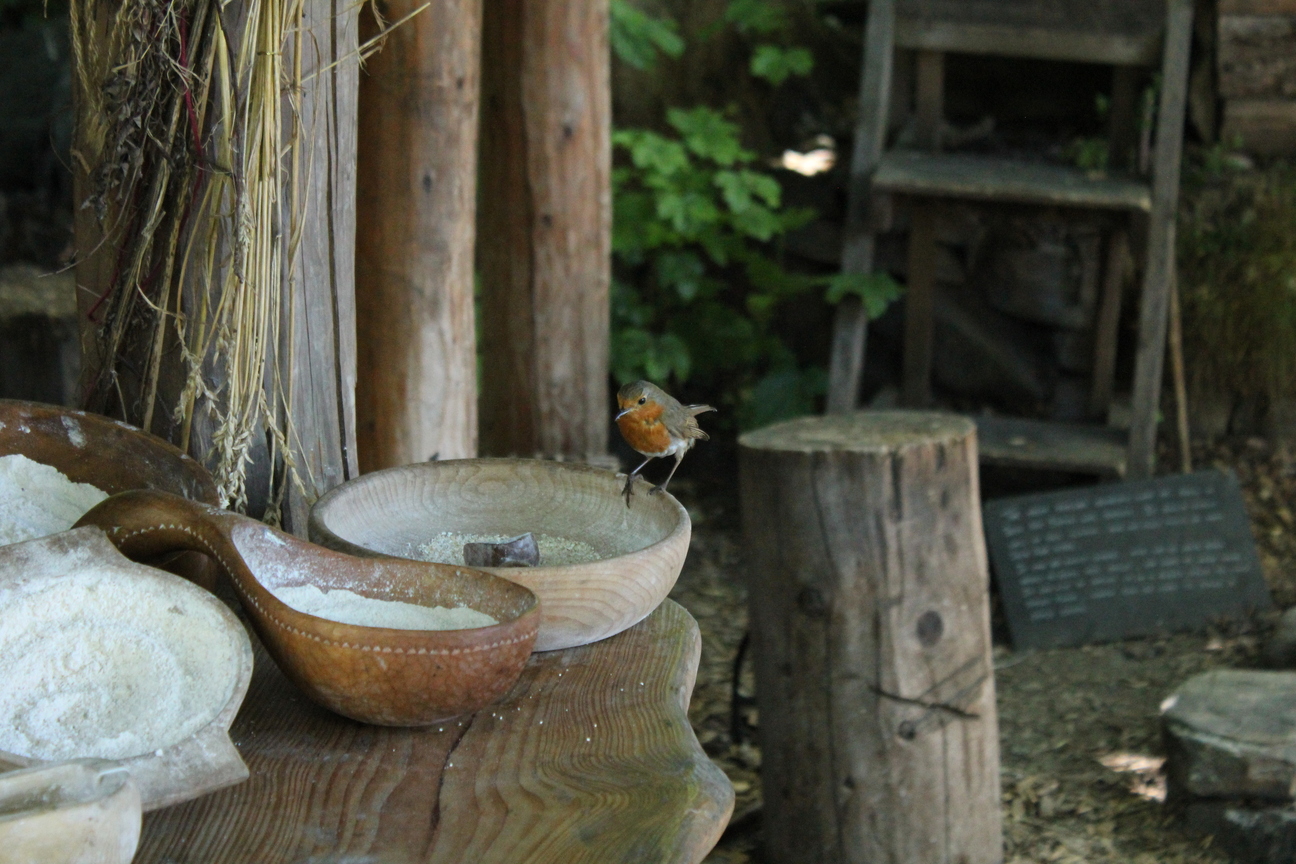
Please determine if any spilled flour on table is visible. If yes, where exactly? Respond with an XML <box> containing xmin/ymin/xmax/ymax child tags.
<box><xmin>0</xmin><ymin>569</ymin><xmax>240</xmax><ymax>761</ymax></box>
<box><xmin>0</xmin><ymin>454</ymin><xmax>107</xmax><ymax>545</ymax></box>
<box><xmin>272</xmin><ymin>584</ymin><xmax>498</xmax><ymax>630</ymax></box>
<box><xmin>415</xmin><ymin>532</ymin><xmax>602</xmax><ymax>567</ymax></box>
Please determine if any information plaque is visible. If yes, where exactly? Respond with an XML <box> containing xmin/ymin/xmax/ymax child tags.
<box><xmin>983</xmin><ymin>470</ymin><xmax>1272</xmax><ymax>650</ymax></box>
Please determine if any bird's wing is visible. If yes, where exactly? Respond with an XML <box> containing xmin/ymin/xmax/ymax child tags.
<box><xmin>686</xmin><ymin>404</ymin><xmax>717</xmax><ymax>416</ymax></box>
<box><xmin>682</xmin><ymin>414</ymin><xmax>710</xmax><ymax>441</ymax></box>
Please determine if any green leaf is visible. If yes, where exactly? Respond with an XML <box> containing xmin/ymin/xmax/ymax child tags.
<box><xmin>609</xmin><ymin>1</ymin><xmax>685</xmax><ymax>71</ymax></box>
<box><xmin>714</xmin><ymin>169</ymin><xmax>782</xmax><ymax>214</ymax></box>
<box><xmin>614</xmin><ymin>129</ymin><xmax>690</xmax><ymax>176</ymax></box>
<box><xmin>738</xmin><ymin>366</ymin><xmax>826</xmax><ymax>430</ymax></box>
<box><xmin>724</xmin><ymin>0</ymin><xmax>788</xmax><ymax>35</ymax></box>
<box><xmin>750</xmin><ymin>45</ymin><xmax>813</xmax><ymax>85</ymax></box>
<box><xmin>656</xmin><ymin>190</ymin><xmax>721</xmax><ymax>235</ymax></box>
<box><xmin>821</xmin><ymin>271</ymin><xmax>905</xmax><ymax>318</ymax></box>
<box><xmin>666</xmin><ymin>107</ymin><xmax>751</xmax><ymax>166</ymax></box>
<box><xmin>655</xmin><ymin>250</ymin><xmax>707</xmax><ymax>301</ymax></box>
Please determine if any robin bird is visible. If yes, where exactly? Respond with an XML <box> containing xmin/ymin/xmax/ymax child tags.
<box><xmin>615</xmin><ymin>380</ymin><xmax>715</xmax><ymax>506</ymax></box>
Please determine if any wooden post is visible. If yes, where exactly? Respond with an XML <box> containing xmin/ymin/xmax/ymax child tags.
<box><xmin>1127</xmin><ymin>0</ymin><xmax>1194</xmax><ymax>478</ymax></box>
<box><xmin>826</xmin><ymin>0</ymin><xmax>895</xmax><ymax>415</ymax></box>
<box><xmin>739</xmin><ymin>411</ymin><xmax>1002</xmax><ymax>864</ymax></box>
<box><xmin>901</xmin><ymin>203</ymin><xmax>937</xmax><ymax>407</ymax></box>
<box><xmin>477</xmin><ymin>0</ymin><xmax>611</xmax><ymax>462</ymax></box>
<box><xmin>355</xmin><ymin>0</ymin><xmax>481</xmax><ymax>471</ymax></box>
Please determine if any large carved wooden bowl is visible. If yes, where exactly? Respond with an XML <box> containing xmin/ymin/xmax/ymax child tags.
<box><xmin>308</xmin><ymin>458</ymin><xmax>692</xmax><ymax>652</ymax></box>
<box><xmin>0</xmin><ymin>400</ymin><xmax>216</xmax><ymax>502</ymax></box>
<box><xmin>76</xmin><ymin>491</ymin><xmax>540</xmax><ymax>727</ymax></box>
<box><xmin>0</xmin><ymin>759</ymin><xmax>142</xmax><ymax>864</ymax></box>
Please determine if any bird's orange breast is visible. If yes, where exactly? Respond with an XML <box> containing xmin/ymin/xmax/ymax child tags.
<box><xmin>617</xmin><ymin>403</ymin><xmax>673</xmax><ymax>455</ymax></box>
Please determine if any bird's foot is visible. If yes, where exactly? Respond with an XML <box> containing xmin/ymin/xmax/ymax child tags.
<box><xmin>648</xmin><ymin>483</ymin><xmax>666</xmax><ymax>496</ymax></box>
<box><xmin>621</xmin><ymin>474</ymin><xmax>636</xmax><ymax>508</ymax></box>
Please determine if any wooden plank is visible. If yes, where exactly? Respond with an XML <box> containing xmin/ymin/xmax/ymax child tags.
<box><xmin>134</xmin><ymin>600</ymin><xmax>732</xmax><ymax>863</ymax></box>
<box><xmin>1217</xmin><ymin>14</ymin><xmax>1296</xmax><ymax>99</ymax></box>
<box><xmin>1128</xmin><ymin>0</ymin><xmax>1195</xmax><ymax>479</ymax></box>
<box><xmin>281</xmin><ymin>0</ymin><xmax>361</xmax><ymax>532</ymax></box>
<box><xmin>1168</xmin><ymin>266</ymin><xmax>1192</xmax><ymax>473</ymax></box>
<box><xmin>826</xmin><ymin>0</ymin><xmax>895</xmax><ymax>414</ymax></box>
<box><xmin>901</xmin><ymin>203</ymin><xmax>937</xmax><ymax>407</ymax></box>
<box><xmin>1219</xmin><ymin>0</ymin><xmax>1296</xmax><ymax>14</ymax></box>
<box><xmin>355</xmin><ymin>0</ymin><xmax>481</xmax><ymax>470</ymax></box>
<box><xmin>477</xmin><ymin>0</ymin><xmax>611</xmax><ymax>462</ymax></box>
<box><xmin>914</xmin><ymin>49</ymin><xmax>944</xmax><ymax>151</ymax></box>
<box><xmin>1222</xmin><ymin>97</ymin><xmax>1296</xmax><ymax>152</ymax></box>
<box><xmin>1087</xmin><ymin>229</ymin><xmax>1128</xmax><ymax>419</ymax></box>
<box><xmin>974</xmin><ymin>415</ymin><xmax>1127</xmax><ymax>476</ymax></box>
<box><xmin>874</xmin><ymin>151</ymin><xmax>1153</xmax><ymax>211</ymax></box>
<box><xmin>739</xmin><ymin>412</ymin><xmax>1002</xmax><ymax>864</ymax></box>
<box><xmin>895</xmin><ymin>20</ymin><xmax>1161</xmax><ymax>66</ymax></box>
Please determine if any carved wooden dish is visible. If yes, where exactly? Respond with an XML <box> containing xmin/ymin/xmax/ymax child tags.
<box><xmin>0</xmin><ymin>528</ymin><xmax>253</xmax><ymax>811</ymax></box>
<box><xmin>308</xmin><ymin>458</ymin><xmax>692</xmax><ymax>651</ymax></box>
<box><xmin>76</xmin><ymin>491</ymin><xmax>541</xmax><ymax>727</ymax></box>
<box><xmin>0</xmin><ymin>759</ymin><xmax>142</xmax><ymax>864</ymax></box>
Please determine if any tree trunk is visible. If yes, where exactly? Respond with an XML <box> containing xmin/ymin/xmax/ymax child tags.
<box><xmin>739</xmin><ymin>411</ymin><xmax>1003</xmax><ymax>864</ymax></box>
<box><xmin>355</xmin><ymin>0</ymin><xmax>481</xmax><ymax>471</ymax></box>
<box><xmin>477</xmin><ymin>0</ymin><xmax>611</xmax><ymax>462</ymax></box>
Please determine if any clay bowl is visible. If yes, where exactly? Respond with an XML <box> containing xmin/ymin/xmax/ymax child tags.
<box><xmin>75</xmin><ymin>490</ymin><xmax>540</xmax><ymax>727</ymax></box>
<box><xmin>0</xmin><ymin>759</ymin><xmax>141</xmax><ymax>864</ymax></box>
<box><xmin>0</xmin><ymin>527</ymin><xmax>253</xmax><ymax>811</ymax></box>
<box><xmin>0</xmin><ymin>399</ymin><xmax>220</xmax><ymax>585</ymax></box>
<box><xmin>309</xmin><ymin>458</ymin><xmax>692</xmax><ymax>652</ymax></box>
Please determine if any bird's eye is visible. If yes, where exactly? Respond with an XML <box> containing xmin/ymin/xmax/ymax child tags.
<box><xmin>638</xmin><ymin>397</ymin><xmax>646</xmax><ymax>405</ymax></box>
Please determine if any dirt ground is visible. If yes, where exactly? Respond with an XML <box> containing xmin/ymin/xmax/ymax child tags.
<box><xmin>667</xmin><ymin>438</ymin><xmax>1296</xmax><ymax>864</ymax></box>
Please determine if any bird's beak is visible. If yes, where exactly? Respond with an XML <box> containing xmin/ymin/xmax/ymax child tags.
<box><xmin>615</xmin><ymin>406</ymin><xmax>633</xmax><ymax>420</ymax></box>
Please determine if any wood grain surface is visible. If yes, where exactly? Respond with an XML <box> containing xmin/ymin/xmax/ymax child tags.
<box><xmin>477</xmin><ymin>0</ymin><xmax>611</xmax><ymax>462</ymax></box>
<box><xmin>133</xmin><ymin>600</ymin><xmax>732</xmax><ymax>864</ymax></box>
<box><xmin>739</xmin><ymin>412</ymin><xmax>1002</xmax><ymax>864</ymax></box>
<box><xmin>355</xmin><ymin>0</ymin><xmax>481</xmax><ymax>470</ymax></box>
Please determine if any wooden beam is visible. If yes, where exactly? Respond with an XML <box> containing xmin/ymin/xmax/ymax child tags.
<box><xmin>913</xmin><ymin>49</ymin><xmax>944</xmax><ymax>152</ymax></box>
<box><xmin>1128</xmin><ymin>0</ymin><xmax>1195</xmax><ymax>478</ymax></box>
<box><xmin>355</xmin><ymin>0</ymin><xmax>482</xmax><ymax>471</ymax></box>
<box><xmin>478</xmin><ymin>0</ymin><xmax>611</xmax><ymax>461</ymax></box>
<box><xmin>826</xmin><ymin>0</ymin><xmax>895</xmax><ymax>414</ymax></box>
<box><xmin>1109</xmin><ymin>66</ymin><xmax>1142</xmax><ymax>171</ymax></box>
<box><xmin>1088</xmin><ymin>229</ymin><xmax>1128</xmax><ymax>419</ymax></box>
<box><xmin>901</xmin><ymin>202</ymin><xmax>937</xmax><ymax>408</ymax></box>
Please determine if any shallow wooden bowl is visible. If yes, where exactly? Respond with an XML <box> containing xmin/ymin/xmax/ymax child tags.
<box><xmin>0</xmin><ymin>759</ymin><xmax>142</xmax><ymax>864</ymax></box>
<box><xmin>0</xmin><ymin>400</ymin><xmax>220</xmax><ymax>586</ymax></box>
<box><xmin>309</xmin><ymin>458</ymin><xmax>692</xmax><ymax>651</ymax></box>
<box><xmin>0</xmin><ymin>528</ymin><xmax>252</xmax><ymax>811</ymax></box>
<box><xmin>76</xmin><ymin>491</ymin><xmax>541</xmax><ymax>727</ymax></box>
<box><xmin>0</xmin><ymin>400</ymin><xmax>216</xmax><ymax>502</ymax></box>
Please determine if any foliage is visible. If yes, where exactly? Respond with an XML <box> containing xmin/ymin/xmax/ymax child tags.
<box><xmin>607</xmin><ymin>0</ymin><xmax>903</xmax><ymax>429</ymax></box>
<box><xmin>1179</xmin><ymin>150</ymin><xmax>1296</xmax><ymax>406</ymax></box>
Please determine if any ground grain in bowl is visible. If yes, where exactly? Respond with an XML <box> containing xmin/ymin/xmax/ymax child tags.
<box><xmin>415</xmin><ymin>532</ymin><xmax>602</xmax><ymax>567</ymax></box>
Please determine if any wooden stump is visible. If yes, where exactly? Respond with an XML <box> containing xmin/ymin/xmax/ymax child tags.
<box><xmin>738</xmin><ymin>411</ymin><xmax>1002</xmax><ymax>864</ymax></box>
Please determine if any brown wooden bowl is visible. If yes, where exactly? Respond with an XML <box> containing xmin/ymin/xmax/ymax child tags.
<box><xmin>308</xmin><ymin>458</ymin><xmax>692</xmax><ymax>652</ymax></box>
<box><xmin>75</xmin><ymin>490</ymin><xmax>540</xmax><ymax>727</ymax></box>
<box><xmin>0</xmin><ymin>400</ymin><xmax>220</xmax><ymax>585</ymax></box>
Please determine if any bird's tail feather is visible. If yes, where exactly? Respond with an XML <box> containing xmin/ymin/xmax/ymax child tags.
<box><xmin>687</xmin><ymin>404</ymin><xmax>717</xmax><ymax>416</ymax></box>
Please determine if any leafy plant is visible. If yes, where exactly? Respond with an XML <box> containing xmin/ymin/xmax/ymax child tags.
<box><xmin>607</xmin><ymin>0</ymin><xmax>902</xmax><ymax>429</ymax></box>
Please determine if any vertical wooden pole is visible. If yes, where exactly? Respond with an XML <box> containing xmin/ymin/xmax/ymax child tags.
<box><xmin>478</xmin><ymin>0</ymin><xmax>611</xmax><ymax>462</ymax></box>
<box><xmin>902</xmin><ymin>203</ymin><xmax>937</xmax><ymax>407</ymax></box>
<box><xmin>279</xmin><ymin>0</ymin><xmax>361</xmax><ymax>533</ymax></box>
<box><xmin>740</xmin><ymin>411</ymin><xmax>1002</xmax><ymax>864</ymax></box>
<box><xmin>1128</xmin><ymin>0</ymin><xmax>1194</xmax><ymax>479</ymax></box>
<box><xmin>355</xmin><ymin>0</ymin><xmax>482</xmax><ymax>471</ymax></box>
<box><xmin>1088</xmin><ymin>228</ymin><xmax>1128</xmax><ymax>419</ymax></box>
<box><xmin>826</xmin><ymin>0</ymin><xmax>895</xmax><ymax>415</ymax></box>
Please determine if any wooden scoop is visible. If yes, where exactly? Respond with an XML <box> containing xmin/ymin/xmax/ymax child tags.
<box><xmin>75</xmin><ymin>490</ymin><xmax>540</xmax><ymax>727</ymax></box>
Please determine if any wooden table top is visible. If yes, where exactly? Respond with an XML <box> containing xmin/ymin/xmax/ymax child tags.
<box><xmin>135</xmin><ymin>599</ymin><xmax>733</xmax><ymax>863</ymax></box>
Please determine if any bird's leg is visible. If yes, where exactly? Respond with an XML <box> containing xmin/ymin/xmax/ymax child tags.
<box><xmin>622</xmin><ymin>455</ymin><xmax>655</xmax><ymax>506</ymax></box>
<box><xmin>649</xmin><ymin>452</ymin><xmax>685</xmax><ymax>495</ymax></box>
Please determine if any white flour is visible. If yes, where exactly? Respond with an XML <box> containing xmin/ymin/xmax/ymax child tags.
<box><xmin>415</xmin><ymin>532</ymin><xmax>602</xmax><ymax>567</ymax></box>
<box><xmin>0</xmin><ymin>454</ymin><xmax>108</xmax><ymax>545</ymax></box>
<box><xmin>0</xmin><ymin>569</ymin><xmax>240</xmax><ymax>761</ymax></box>
<box><xmin>272</xmin><ymin>584</ymin><xmax>498</xmax><ymax>630</ymax></box>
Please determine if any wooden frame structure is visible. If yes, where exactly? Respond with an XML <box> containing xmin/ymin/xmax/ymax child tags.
<box><xmin>828</xmin><ymin>0</ymin><xmax>1195</xmax><ymax>480</ymax></box>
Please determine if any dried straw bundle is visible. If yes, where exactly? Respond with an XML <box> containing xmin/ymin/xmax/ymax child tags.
<box><xmin>71</xmin><ymin>0</ymin><xmax>306</xmax><ymax>514</ymax></box>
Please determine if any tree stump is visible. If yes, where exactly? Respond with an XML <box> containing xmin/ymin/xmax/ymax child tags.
<box><xmin>738</xmin><ymin>411</ymin><xmax>1002</xmax><ymax>864</ymax></box>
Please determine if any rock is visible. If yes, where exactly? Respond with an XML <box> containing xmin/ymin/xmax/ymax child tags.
<box><xmin>463</xmin><ymin>533</ymin><xmax>539</xmax><ymax>568</ymax></box>
<box><xmin>1184</xmin><ymin>801</ymin><xmax>1296</xmax><ymax>864</ymax></box>
<box><xmin>1264</xmin><ymin>608</ymin><xmax>1296</xmax><ymax>668</ymax></box>
<box><xmin>1162</xmin><ymin>669</ymin><xmax>1296</xmax><ymax>801</ymax></box>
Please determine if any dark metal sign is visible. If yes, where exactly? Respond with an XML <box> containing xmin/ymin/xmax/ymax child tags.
<box><xmin>984</xmin><ymin>470</ymin><xmax>1272</xmax><ymax>649</ymax></box>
